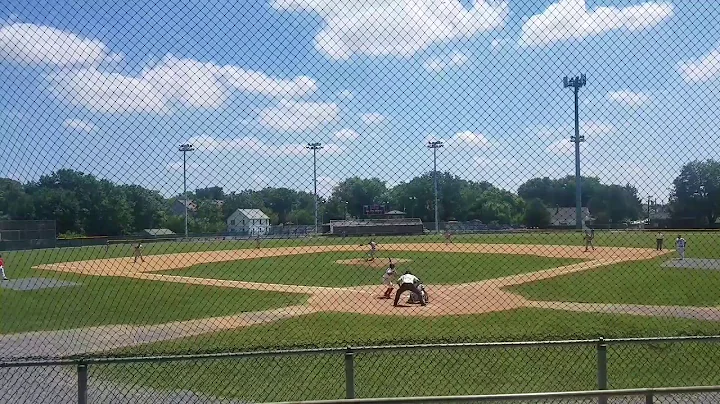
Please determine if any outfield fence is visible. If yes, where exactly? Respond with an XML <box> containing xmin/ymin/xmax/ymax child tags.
<box><xmin>3</xmin><ymin>336</ymin><xmax>720</xmax><ymax>403</ymax></box>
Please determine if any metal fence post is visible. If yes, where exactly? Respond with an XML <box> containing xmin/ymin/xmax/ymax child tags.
<box><xmin>645</xmin><ymin>392</ymin><xmax>654</xmax><ymax>404</ymax></box>
<box><xmin>345</xmin><ymin>347</ymin><xmax>355</xmax><ymax>399</ymax></box>
<box><xmin>77</xmin><ymin>362</ymin><xmax>88</xmax><ymax>404</ymax></box>
<box><xmin>597</xmin><ymin>338</ymin><xmax>608</xmax><ymax>404</ymax></box>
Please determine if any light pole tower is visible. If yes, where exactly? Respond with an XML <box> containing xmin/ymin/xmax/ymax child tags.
<box><xmin>427</xmin><ymin>140</ymin><xmax>444</xmax><ymax>234</ymax></box>
<box><xmin>563</xmin><ymin>74</ymin><xmax>587</xmax><ymax>230</ymax></box>
<box><xmin>179</xmin><ymin>143</ymin><xmax>195</xmax><ymax>238</ymax></box>
<box><xmin>306</xmin><ymin>142</ymin><xmax>323</xmax><ymax>234</ymax></box>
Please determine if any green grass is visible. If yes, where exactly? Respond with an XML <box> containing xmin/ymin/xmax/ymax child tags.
<box><xmin>156</xmin><ymin>252</ymin><xmax>581</xmax><ymax>287</ymax></box>
<box><xmin>511</xmin><ymin>257</ymin><xmax>720</xmax><ymax>307</ymax></box>
<box><xmin>101</xmin><ymin>309</ymin><xmax>720</xmax><ymax>401</ymax></box>
<box><xmin>0</xmin><ymin>268</ymin><xmax>307</xmax><ymax>333</ymax></box>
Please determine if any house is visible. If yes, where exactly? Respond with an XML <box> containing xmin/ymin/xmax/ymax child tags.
<box><xmin>547</xmin><ymin>206</ymin><xmax>592</xmax><ymax>227</ymax></box>
<box><xmin>227</xmin><ymin>209</ymin><xmax>271</xmax><ymax>235</ymax></box>
<box><xmin>171</xmin><ymin>199</ymin><xmax>197</xmax><ymax>216</ymax></box>
<box><xmin>384</xmin><ymin>210</ymin><xmax>406</xmax><ymax>219</ymax></box>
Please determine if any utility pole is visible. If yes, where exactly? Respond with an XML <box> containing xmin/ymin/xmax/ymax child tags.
<box><xmin>563</xmin><ymin>74</ymin><xmax>587</xmax><ymax>230</ymax></box>
<box><xmin>427</xmin><ymin>141</ymin><xmax>444</xmax><ymax>234</ymax></box>
<box><xmin>179</xmin><ymin>143</ymin><xmax>195</xmax><ymax>238</ymax></box>
<box><xmin>306</xmin><ymin>142</ymin><xmax>323</xmax><ymax>234</ymax></box>
<box><xmin>647</xmin><ymin>194</ymin><xmax>653</xmax><ymax>225</ymax></box>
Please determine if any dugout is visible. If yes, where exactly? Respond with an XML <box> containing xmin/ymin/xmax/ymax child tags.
<box><xmin>0</xmin><ymin>220</ymin><xmax>57</xmax><ymax>251</ymax></box>
<box><xmin>329</xmin><ymin>218</ymin><xmax>424</xmax><ymax>236</ymax></box>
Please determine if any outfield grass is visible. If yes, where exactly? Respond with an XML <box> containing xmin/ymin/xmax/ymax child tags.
<box><xmin>510</xmin><ymin>257</ymin><xmax>720</xmax><ymax>307</ymax></box>
<box><xmin>102</xmin><ymin>309</ymin><xmax>720</xmax><ymax>401</ymax></box>
<box><xmin>0</xmin><ymin>267</ymin><xmax>307</xmax><ymax>333</ymax></box>
<box><xmin>156</xmin><ymin>252</ymin><xmax>580</xmax><ymax>287</ymax></box>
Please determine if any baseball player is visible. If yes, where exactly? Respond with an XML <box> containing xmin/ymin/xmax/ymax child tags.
<box><xmin>394</xmin><ymin>271</ymin><xmax>426</xmax><ymax>307</ymax></box>
<box><xmin>0</xmin><ymin>254</ymin><xmax>7</xmax><ymax>280</ymax></box>
<box><xmin>255</xmin><ymin>234</ymin><xmax>261</xmax><ymax>249</ymax></box>
<box><xmin>367</xmin><ymin>240</ymin><xmax>378</xmax><ymax>261</ymax></box>
<box><xmin>444</xmin><ymin>230</ymin><xmax>453</xmax><ymax>245</ymax></box>
<box><xmin>675</xmin><ymin>235</ymin><xmax>687</xmax><ymax>260</ymax></box>
<box><xmin>382</xmin><ymin>259</ymin><xmax>397</xmax><ymax>299</ymax></box>
<box><xmin>584</xmin><ymin>229</ymin><xmax>595</xmax><ymax>252</ymax></box>
<box><xmin>656</xmin><ymin>232</ymin><xmax>664</xmax><ymax>251</ymax></box>
<box><xmin>105</xmin><ymin>239</ymin><xmax>110</xmax><ymax>254</ymax></box>
<box><xmin>134</xmin><ymin>242</ymin><xmax>144</xmax><ymax>263</ymax></box>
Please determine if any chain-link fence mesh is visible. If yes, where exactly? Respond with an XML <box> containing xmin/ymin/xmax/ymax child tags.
<box><xmin>3</xmin><ymin>0</ymin><xmax>720</xmax><ymax>401</ymax></box>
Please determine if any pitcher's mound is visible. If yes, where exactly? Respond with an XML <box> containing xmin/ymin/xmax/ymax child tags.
<box><xmin>336</xmin><ymin>258</ymin><xmax>412</xmax><ymax>268</ymax></box>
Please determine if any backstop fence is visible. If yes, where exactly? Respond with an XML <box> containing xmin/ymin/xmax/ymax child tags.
<box><xmin>2</xmin><ymin>336</ymin><xmax>720</xmax><ymax>403</ymax></box>
<box><xmin>0</xmin><ymin>220</ymin><xmax>56</xmax><ymax>251</ymax></box>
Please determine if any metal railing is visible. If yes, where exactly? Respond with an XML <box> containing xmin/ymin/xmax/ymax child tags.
<box><xmin>3</xmin><ymin>336</ymin><xmax>720</xmax><ymax>403</ymax></box>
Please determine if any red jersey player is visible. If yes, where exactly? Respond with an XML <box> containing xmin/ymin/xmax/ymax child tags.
<box><xmin>0</xmin><ymin>254</ymin><xmax>7</xmax><ymax>280</ymax></box>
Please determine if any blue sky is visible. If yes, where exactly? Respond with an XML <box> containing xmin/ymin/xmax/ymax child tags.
<box><xmin>1</xmin><ymin>0</ymin><xmax>720</xmax><ymax>202</ymax></box>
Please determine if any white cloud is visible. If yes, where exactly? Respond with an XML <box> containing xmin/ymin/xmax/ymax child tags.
<box><xmin>333</xmin><ymin>128</ymin><xmax>360</xmax><ymax>141</ymax></box>
<box><xmin>258</xmin><ymin>99</ymin><xmax>339</xmax><ymax>132</ymax></box>
<box><xmin>62</xmin><ymin>118</ymin><xmax>97</xmax><ymax>133</ymax></box>
<box><xmin>337</xmin><ymin>89</ymin><xmax>354</xmax><ymax>99</ymax></box>
<box><xmin>453</xmin><ymin>131</ymin><xmax>490</xmax><ymax>147</ymax></box>
<box><xmin>271</xmin><ymin>0</ymin><xmax>507</xmax><ymax>59</ymax></box>
<box><xmin>607</xmin><ymin>90</ymin><xmax>652</xmax><ymax>107</ymax></box>
<box><xmin>547</xmin><ymin>139</ymin><xmax>575</xmax><ymax>156</ymax></box>
<box><xmin>0</xmin><ymin>23</ymin><xmax>107</xmax><ymax>66</ymax></box>
<box><xmin>315</xmin><ymin>176</ymin><xmax>338</xmax><ymax>196</ymax></box>
<box><xmin>678</xmin><ymin>47</ymin><xmax>720</xmax><ymax>83</ymax></box>
<box><xmin>423</xmin><ymin>52</ymin><xmax>469</xmax><ymax>73</ymax></box>
<box><xmin>48</xmin><ymin>55</ymin><xmax>318</xmax><ymax>114</ymax></box>
<box><xmin>360</xmin><ymin>112</ymin><xmax>387</xmax><ymax>125</ymax></box>
<box><xmin>187</xmin><ymin>135</ymin><xmax>345</xmax><ymax>156</ymax></box>
<box><xmin>520</xmin><ymin>0</ymin><xmax>673</xmax><ymax>47</ymax></box>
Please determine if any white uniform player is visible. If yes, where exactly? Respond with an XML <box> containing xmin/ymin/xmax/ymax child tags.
<box><xmin>368</xmin><ymin>240</ymin><xmax>377</xmax><ymax>261</ymax></box>
<box><xmin>382</xmin><ymin>262</ymin><xmax>397</xmax><ymax>298</ymax></box>
<box><xmin>675</xmin><ymin>235</ymin><xmax>687</xmax><ymax>260</ymax></box>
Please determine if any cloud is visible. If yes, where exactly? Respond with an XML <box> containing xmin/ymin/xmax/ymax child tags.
<box><xmin>337</xmin><ymin>89</ymin><xmax>354</xmax><ymax>99</ymax></box>
<box><xmin>62</xmin><ymin>118</ymin><xmax>97</xmax><ymax>133</ymax></box>
<box><xmin>520</xmin><ymin>0</ymin><xmax>673</xmax><ymax>47</ymax></box>
<box><xmin>0</xmin><ymin>23</ymin><xmax>107</xmax><ymax>66</ymax></box>
<box><xmin>258</xmin><ymin>99</ymin><xmax>339</xmax><ymax>132</ymax></box>
<box><xmin>48</xmin><ymin>55</ymin><xmax>318</xmax><ymax>114</ymax></box>
<box><xmin>271</xmin><ymin>0</ymin><xmax>508</xmax><ymax>59</ymax></box>
<box><xmin>424</xmin><ymin>131</ymin><xmax>492</xmax><ymax>149</ymax></box>
<box><xmin>678</xmin><ymin>47</ymin><xmax>720</xmax><ymax>83</ymax></box>
<box><xmin>607</xmin><ymin>90</ymin><xmax>652</xmax><ymax>107</ymax></box>
<box><xmin>187</xmin><ymin>135</ymin><xmax>345</xmax><ymax>156</ymax></box>
<box><xmin>423</xmin><ymin>52</ymin><xmax>469</xmax><ymax>73</ymax></box>
<box><xmin>547</xmin><ymin>139</ymin><xmax>575</xmax><ymax>156</ymax></box>
<box><xmin>333</xmin><ymin>128</ymin><xmax>360</xmax><ymax>141</ymax></box>
<box><xmin>360</xmin><ymin>112</ymin><xmax>387</xmax><ymax>125</ymax></box>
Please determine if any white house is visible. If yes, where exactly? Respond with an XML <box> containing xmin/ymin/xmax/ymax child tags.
<box><xmin>227</xmin><ymin>209</ymin><xmax>271</xmax><ymax>235</ymax></box>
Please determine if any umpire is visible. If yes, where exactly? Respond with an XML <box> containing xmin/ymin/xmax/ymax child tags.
<box><xmin>394</xmin><ymin>271</ymin><xmax>426</xmax><ymax>307</ymax></box>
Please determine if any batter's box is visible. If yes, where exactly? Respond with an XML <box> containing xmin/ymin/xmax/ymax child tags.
<box><xmin>0</xmin><ymin>277</ymin><xmax>80</xmax><ymax>291</ymax></box>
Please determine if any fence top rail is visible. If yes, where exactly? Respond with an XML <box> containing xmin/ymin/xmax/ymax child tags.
<box><xmin>265</xmin><ymin>385</ymin><xmax>720</xmax><ymax>404</ymax></box>
<box><xmin>3</xmin><ymin>335</ymin><xmax>720</xmax><ymax>367</ymax></box>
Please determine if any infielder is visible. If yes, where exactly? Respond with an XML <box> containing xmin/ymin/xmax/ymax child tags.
<box><xmin>366</xmin><ymin>240</ymin><xmax>377</xmax><ymax>261</ymax></box>
<box><xmin>382</xmin><ymin>259</ymin><xmax>397</xmax><ymax>299</ymax></box>
<box><xmin>0</xmin><ymin>254</ymin><xmax>7</xmax><ymax>280</ymax></box>
<box><xmin>584</xmin><ymin>229</ymin><xmax>595</xmax><ymax>252</ymax></box>
<box><xmin>444</xmin><ymin>230</ymin><xmax>453</xmax><ymax>245</ymax></box>
<box><xmin>105</xmin><ymin>239</ymin><xmax>110</xmax><ymax>254</ymax></box>
<box><xmin>134</xmin><ymin>242</ymin><xmax>144</xmax><ymax>263</ymax></box>
<box><xmin>394</xmin><ymin>271</ymin><xmax>426</xmax><ymax>307</ymax></box>
<box><xmin>675</xmin><ymin>235</ymin><xmax>687</xmax><ymax>260</ymax></box>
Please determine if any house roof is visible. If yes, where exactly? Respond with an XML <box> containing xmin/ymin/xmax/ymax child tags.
<box><xmin>175</xmin><ymin>199</ymin><xmax>197</xmax><ymax>210</ymax></box>
<box><xmin>385</xmin><ymin>210</ymin><xmax>405</xmax><ymax>215</ymax></box>
<box><xmin>143</xmin><ymin>228</ymin><xmax>176</xmax><ymax>236</ymax></box>
<box><xmin>232</xmin><ymin>209</ymin><xmax>269</xmax><ymax>219</ymax></box>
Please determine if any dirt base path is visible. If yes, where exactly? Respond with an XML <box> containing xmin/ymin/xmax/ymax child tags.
<box><xmin>1</xmin><ymin>243</ymin><xmax>679</xmax><ymax>357</ymax></box>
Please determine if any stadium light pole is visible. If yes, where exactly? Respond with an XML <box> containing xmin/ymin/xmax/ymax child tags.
<box><xmin>427</xmin><ymin>140</ymin><xmax>444</xmax><ymax>234</ymax></box>
<box><xmin>408</xmin><ymin>196</ymin><xmax>417</xmax><ymax>218</ymax></box>
<box><xmin>563</xmin><ymin>74</ymin><xmax>587</xmax><ymax>230</ymax></box>
<box><xmin>179</xmin><ymin>143</ymin><xmax>195</xmax><ymax>238</ymax></box>
<box><xmin>306</xmin><ymin>142</ymin><xmax>323</xmax><ymax>234</ymax></box>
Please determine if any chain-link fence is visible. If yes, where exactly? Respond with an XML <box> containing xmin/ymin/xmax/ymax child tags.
<box><xmin>3</xmin><ymin>337</ymin><xmax>720</xmax><ymax>403</ymax></box>
<box><xmin>4</xmin><ymin>0</ymin><xmax>720</xmax><ymax>401</ymax></box>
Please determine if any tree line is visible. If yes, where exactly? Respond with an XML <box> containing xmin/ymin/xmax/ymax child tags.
<box><xmin>0</xmin><ymin>160</ymin><xmax>717</xmax><ymax>236</ymax></box>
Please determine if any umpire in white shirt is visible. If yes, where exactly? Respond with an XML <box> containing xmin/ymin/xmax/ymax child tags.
<box><xmin>394</xmin><ymin>271</ymin><xmax>427</xmax><ymax>307</ymax></box>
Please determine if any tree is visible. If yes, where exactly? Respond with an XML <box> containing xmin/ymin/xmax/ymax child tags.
<box><xmin>524</xmin><ymin>198</ymin><xmax>551</xmax><ymax>228</ymax></box>
<box><xmin>670</xmin><ymin>160</ymin><xmax>720</xmax><ymax>227</ymax></box>
<box><xmin>195</xmin><ymin>186</ymin><xmax>224</xmax><ymax>200</ymax></box>
<box><xmin>328</xmin><ymin>177</ymin><xmax>387</xmax><ymax>219</ymax></box>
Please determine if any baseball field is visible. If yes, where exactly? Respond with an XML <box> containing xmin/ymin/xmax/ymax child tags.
<box><xmin>3</xmin><ymin>231</ymin><xmax>720</xmax><ymax>400</ymax></box>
